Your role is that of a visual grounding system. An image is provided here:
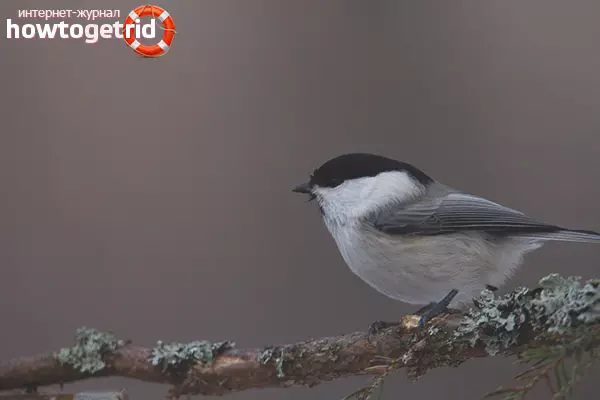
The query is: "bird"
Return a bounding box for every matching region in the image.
[293,153,600,328]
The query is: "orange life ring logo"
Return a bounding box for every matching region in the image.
[123,5,176,57]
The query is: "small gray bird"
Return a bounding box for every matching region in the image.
[293,153,600,325]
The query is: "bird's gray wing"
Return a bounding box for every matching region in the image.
[370,192,564,236]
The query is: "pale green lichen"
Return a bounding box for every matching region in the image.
[56,327,124,373]
[258,346,286,378]
[455,274,600,356]
[532,274,600,332]
[150,339,234,374]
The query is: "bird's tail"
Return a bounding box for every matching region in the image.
[525,229,600,243]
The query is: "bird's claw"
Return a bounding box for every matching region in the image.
[367,320,400,341]
[415,288,459,328]
[367,289,459,338]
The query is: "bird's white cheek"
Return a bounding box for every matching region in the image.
[318,181,373,218]
[316,172,421,221]
[357,179,377,199]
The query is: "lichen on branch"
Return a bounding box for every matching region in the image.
[150,339,235,375]
[0,273,598,399]
[56,327,125,373]
[456,273,600,356]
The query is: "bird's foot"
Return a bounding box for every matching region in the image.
[416,289,459,328]
[485,284,498,292]
[367,320,400,341]
[367,289,459,339]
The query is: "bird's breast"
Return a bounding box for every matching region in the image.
[322,219,530,307]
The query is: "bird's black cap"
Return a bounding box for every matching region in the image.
[293,153,433,193]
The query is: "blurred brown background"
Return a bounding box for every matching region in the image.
[2,1,600,399]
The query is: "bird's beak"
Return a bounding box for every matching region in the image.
[292,182,312,194]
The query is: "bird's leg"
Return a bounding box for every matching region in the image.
[417,289,459,328]
[415,302,437,315]
[367,289,459,339]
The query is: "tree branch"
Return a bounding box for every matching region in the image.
[0,274,599,399]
